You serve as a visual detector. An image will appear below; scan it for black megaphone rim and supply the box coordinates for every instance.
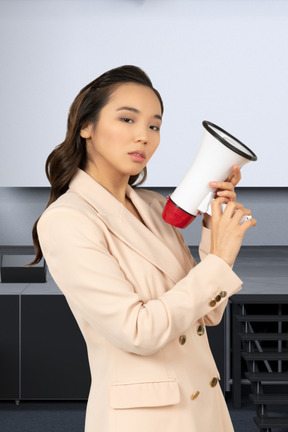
[202,121,258,162]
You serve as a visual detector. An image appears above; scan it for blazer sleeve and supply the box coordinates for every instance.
[199,222,235,326]
[38,205,242,356]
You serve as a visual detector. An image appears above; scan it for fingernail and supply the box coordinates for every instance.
[210,182,217,186]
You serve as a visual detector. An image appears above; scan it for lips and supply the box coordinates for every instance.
[128,150,146,161]
[129,150,146,158]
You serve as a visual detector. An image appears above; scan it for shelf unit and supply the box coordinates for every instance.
[232,299,288,432]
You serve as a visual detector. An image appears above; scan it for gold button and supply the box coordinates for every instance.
[197,325,205,336]
[210,377,218,387]
[191,391,200,400]
[209,299,216,307]
[179,335,186,345]
[215,295,221,302]
[220,291,227,298]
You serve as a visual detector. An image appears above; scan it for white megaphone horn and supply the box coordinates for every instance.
[162,121,258,229]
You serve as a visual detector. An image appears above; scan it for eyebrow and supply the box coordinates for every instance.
[116,106,162,121]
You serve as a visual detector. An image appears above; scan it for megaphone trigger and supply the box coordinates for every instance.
[212,202,252,225]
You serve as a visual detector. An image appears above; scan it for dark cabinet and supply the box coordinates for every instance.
[21,294,90,399]
[0,291,20,400]
[0,283,90,401]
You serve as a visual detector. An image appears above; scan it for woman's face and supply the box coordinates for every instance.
[81,83,162,183]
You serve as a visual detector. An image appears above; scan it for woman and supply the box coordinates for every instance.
[31,65,256,432]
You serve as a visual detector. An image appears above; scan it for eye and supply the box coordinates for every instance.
[150,125,160,131]
[121,117,134,124]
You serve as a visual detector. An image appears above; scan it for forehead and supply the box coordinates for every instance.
[107,83,162,114]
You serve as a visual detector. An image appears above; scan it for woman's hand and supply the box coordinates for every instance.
[211,164,241,200]
[202,164,256,265]
[203,164,241,229]
[210,197,257,266]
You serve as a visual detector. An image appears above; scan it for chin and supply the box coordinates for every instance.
[127,166,145,176]
[133,168,144,175]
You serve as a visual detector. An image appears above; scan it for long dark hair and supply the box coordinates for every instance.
[30,65,164,265]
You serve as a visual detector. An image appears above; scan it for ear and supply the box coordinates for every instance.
[80,124,92,139]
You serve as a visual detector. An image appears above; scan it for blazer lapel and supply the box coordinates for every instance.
[69,169,187,283]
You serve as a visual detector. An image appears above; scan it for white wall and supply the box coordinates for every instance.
[1,0,288,187]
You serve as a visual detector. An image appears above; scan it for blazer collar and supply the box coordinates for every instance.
[69,169,188,283]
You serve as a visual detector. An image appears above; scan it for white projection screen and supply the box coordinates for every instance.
[0,0,287,187]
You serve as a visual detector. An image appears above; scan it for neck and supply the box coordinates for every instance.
[84,167,130,204]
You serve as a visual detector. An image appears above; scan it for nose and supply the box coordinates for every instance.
[135,137,147,145]
[134,126,148,144]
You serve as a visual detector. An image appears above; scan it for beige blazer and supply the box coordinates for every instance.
[38,168,242,432]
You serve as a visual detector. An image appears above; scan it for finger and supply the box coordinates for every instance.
[216,190,236,200]
[211,197,229,217]
[222,201,244,218]
[232,207,252,224]
[229,164,241,187]
[239,217,257,232]
[210,181,234,191]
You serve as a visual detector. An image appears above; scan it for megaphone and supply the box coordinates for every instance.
[162,121,258,229]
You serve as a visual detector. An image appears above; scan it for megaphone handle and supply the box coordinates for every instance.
[206,202,252,225]
[197,191,215,214]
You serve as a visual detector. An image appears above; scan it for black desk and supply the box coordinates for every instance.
[1,246,287,403]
